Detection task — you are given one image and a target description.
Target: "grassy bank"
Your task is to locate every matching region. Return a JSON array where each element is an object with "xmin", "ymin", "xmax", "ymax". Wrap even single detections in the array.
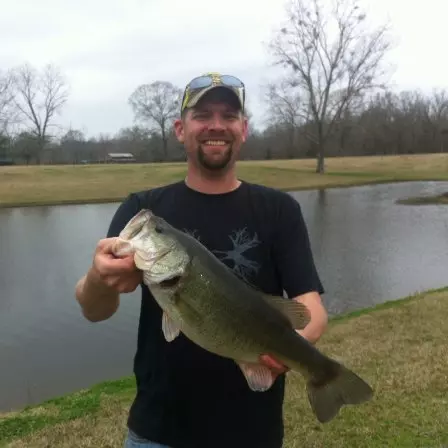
[
  {"xmin": 1, "ymin": 286, "xmax": 447, "ymax": 447},
  {"xmin": 396, "ymin": 191, "xmax": 448, "ymax": 205},
  {"xmin": 1, "ymin": 153, "xmax": 448, "ymax": 208}
]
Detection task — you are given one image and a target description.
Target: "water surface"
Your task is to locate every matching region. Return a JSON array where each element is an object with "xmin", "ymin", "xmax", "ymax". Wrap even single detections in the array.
[{"xmin": 1, "ymin": 180, "xmax": 447, "ymax": 412}]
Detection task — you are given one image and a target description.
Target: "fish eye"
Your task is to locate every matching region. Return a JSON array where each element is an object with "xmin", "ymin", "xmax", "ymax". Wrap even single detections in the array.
[{"xmin": 155, "ymin": 226, "xmax": 163, "ymax": 234}]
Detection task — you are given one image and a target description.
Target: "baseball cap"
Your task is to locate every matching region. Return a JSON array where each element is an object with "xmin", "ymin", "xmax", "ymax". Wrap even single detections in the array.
[{"xmin": 180, "ymin": 72, "xmax": 245, "ymax": 114}]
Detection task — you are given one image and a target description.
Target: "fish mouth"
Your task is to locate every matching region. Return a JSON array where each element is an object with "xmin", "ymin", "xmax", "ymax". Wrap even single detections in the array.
[
  {"xmin": 136, "ymin": 248, "xmax": 185, "ymax": 286},
  {"xmin": 146, "ymin": 270, "xmax": 184, "ymax": 287},
  {"xmin": 120, "ymin": 209, "xmax": 153, "ymax": 240},
  {"xmin": 134, "ymin": 246, "xmax": 172, "ymax": 270},
  {"xmin": 159, "ymin": 275, "xmax": 182, "ymax": 288}
]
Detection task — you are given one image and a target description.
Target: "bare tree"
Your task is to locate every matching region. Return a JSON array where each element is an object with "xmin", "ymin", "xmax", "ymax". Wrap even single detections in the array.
[
  {"xmin": 264, "ymin": 79, "xmax": 305, "ymax": 157},
  {"xmin": 11, "ymin": 63, "xmax": 69, "ymax": 163},
  {"xmin": 128, "ymin": 81, "xmax": 182, "ymax": 159},
  {"xmin": 268, "ymin": 0, "xmax": 393, "ymax": 172}
]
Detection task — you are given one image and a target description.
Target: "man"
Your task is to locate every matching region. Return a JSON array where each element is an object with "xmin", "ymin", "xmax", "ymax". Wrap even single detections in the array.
[{"xmin": 75, "ymin": 72, "xmax": 327, "ymax": 448}]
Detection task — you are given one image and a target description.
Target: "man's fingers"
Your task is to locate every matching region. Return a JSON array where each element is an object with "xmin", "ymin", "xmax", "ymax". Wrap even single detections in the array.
[
  {"xmin": 95, "ymin": 254, "xmax": 137, "ymax": 277},
  {"xmin": 88, "ymin": 237, "xmax": 142, "ymax": 294},
  {"xmin": 99, "ymin": 271, "xmax": 142, "ymax": 291},
  {"xmin": 259, "ymin": 354, "xmax": 289, "ymax": 374},
  {"xmin": 97, "ymin": 238, "xmax": 115, "ymax": 252},
  {"xmin": 97, "ymin": 237, "xmax": 130, "ymax": 256}
]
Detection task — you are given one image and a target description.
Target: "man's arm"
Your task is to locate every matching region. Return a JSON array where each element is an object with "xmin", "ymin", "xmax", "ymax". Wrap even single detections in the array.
[
  {"xmin": 260, "ymin": 292, "xmax": 328, "ymax": 376},
  {"xmin": 260, "ymin": 193, "xmax": 328, "ymax": 374},
  {"xmin": 75, "ymin": 237, "xmax": 142, "ymax": 322},
  {"xmin": 293, "ymin": 291, "xmax": 328, "ymax": 344},
  {"xmin": 75, "ymin": 267, "xmax": 120, "ymax": 322},
  {"xmin": 271, "ymin": 192, "xmax": 326, "ymax": 311},
  {"xmin": 75, "ymin": 193, "xmax": 143, "ymax": 323}
]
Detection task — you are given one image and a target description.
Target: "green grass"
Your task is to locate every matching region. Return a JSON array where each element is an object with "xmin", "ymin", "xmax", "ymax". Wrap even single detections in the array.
[
  {"xmin": 0, "ymin": 378, "xmax": 136, "ymax": 446},
  {"xmin": 396, "ymin": 191, "xmax": 448, "ymax": 205},
  {"xmin": 329, "ymin": 285, "xmax": 448, "ymax": 321},
  {"xmin": 1, "ymin": 153, "xmax": 448, "ymax": 208},
  {"xmin": 2, "ymin": 286, "xmax": 447, "ymax": 447}
]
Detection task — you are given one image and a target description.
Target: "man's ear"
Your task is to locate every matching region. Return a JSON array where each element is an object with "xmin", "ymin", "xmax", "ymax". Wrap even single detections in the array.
[{"xmin": 174, "ymin": 118, "xmax": 184, "ymax": 143}]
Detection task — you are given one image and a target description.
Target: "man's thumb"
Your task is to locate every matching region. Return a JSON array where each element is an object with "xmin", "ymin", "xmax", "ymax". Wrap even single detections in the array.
[{"xmin": 111, "ymin": 238, "xmax": 135, "ymax": 258}]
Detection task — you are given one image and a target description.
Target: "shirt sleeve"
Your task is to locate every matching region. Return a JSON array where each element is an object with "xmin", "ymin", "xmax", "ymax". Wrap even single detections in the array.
[
  {"xmin": 106, "ymin": 193, "xmax": 142, "ymax": 238},
  {"xmin": 272, "ymin": 192, "xmax": 324, "ymax": 299}
]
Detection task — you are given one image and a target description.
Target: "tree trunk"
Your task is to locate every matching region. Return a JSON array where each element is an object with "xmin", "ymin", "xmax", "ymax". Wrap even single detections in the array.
[
  {"xmin": 316, "ymin": 124, "xmax": 325, "ymax": 173},
  {"xmin": 161, "ymin": 127, "xmax": 168, "ymax": 160},
  {"xmin": 316, "ymin": 146, "xmax": 325, "ymax": 173}
]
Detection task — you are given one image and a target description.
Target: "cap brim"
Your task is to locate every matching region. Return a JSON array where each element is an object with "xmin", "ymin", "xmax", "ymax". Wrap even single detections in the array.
[{"xmin": 183, "ymin": 85, "xmax": 244, "ymax": 111}]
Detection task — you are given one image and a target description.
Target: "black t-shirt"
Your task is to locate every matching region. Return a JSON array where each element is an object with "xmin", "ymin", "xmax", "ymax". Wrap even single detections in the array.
[{"xmin": 107, "ymin": 180, "xmax": 324, "ymax": 448}]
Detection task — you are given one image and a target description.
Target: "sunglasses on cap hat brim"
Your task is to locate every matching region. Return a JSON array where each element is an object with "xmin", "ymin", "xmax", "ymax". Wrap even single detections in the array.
[{"xmin": 181, "ymin": 73, "xmax": 245, "ymax": 113}]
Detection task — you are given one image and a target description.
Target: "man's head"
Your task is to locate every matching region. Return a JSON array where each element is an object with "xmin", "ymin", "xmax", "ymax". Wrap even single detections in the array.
[{"xmin": 174, "ymin": 73, "xmax": 248, "ymax": 174}]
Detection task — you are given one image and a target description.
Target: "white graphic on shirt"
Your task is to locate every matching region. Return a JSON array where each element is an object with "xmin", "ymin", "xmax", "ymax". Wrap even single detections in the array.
[
  {"xmin": 213, "ymin": 228, "xmax": 261, "ymax": 281},
  {"xmin": 182, "ymin": 227, "xmax": 260, "ymax": 282}
]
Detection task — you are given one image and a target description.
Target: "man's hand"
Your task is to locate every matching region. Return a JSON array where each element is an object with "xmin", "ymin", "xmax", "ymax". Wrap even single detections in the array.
[
  {"xmin": 259, "ymin": 328, "xmax": 309, "ymax": 380},
  {"xmin": 258, "ymin": 293, "xmax": 327, "ymax": 381},
  {"xmin": 76, "ymin": 237, "xmax": 143, "ymax": 322},
  {"xmin": 90, "ymin": 237, "xmax": 143, "ymax": 294},
  {"xmin": 259, "ymin": 354, "xmax": 289, "ymax": 379}
]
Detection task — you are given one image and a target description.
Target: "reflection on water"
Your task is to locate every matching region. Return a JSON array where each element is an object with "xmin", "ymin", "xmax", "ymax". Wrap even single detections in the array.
[{"xmin": 0, "ymin": 180, "xmax": 447, "ymax": 412}]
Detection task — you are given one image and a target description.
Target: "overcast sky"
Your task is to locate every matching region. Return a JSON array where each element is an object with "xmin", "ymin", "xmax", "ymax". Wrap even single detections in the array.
[{"xmin": 1, "ymin": 0, "xmax": 448, "ymax": 139}]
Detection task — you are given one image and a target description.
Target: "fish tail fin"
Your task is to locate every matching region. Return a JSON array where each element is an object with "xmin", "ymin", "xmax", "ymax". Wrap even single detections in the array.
[{"xmin": 306, "ymin": 362, "xmax": 373, "ymax": 423}]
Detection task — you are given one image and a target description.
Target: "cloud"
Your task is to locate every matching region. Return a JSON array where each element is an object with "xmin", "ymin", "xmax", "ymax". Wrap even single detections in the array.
[
  {"xmin": 0, "ymin": 0, "xmax": 288, "ymax": 136},
  {"xmin": 2, "ymin": 0, "xmax": 448, "ymax": 137}
]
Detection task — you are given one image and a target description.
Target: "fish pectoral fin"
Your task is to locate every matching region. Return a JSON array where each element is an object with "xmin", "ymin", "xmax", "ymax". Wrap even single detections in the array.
[
  {"xmin": 236, "ymin": 362, "xmax": 275, "ymax": 392},
  {"xmin": 262, "ymin": 295, "xmax": 311, "ymax": 330},
  {"xmin": 162, "ymin": 312, "xmax": 180, "ymax": 342}
]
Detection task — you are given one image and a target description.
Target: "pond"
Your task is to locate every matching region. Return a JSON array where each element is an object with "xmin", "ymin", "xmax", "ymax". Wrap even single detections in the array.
[{"xmin": 0, "ymin": 180, "xmax": 447, "ymax": 412}]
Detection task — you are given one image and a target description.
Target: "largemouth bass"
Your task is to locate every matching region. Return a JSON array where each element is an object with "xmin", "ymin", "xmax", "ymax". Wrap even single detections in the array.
[{"xmin": 113, "ymin": 209, "xmax": 373, "ymax": 423}]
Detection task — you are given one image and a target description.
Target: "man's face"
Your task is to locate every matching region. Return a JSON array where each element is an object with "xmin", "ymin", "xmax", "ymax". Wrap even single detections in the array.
[{"xmin": 174, "ymin": 89, "xmax": 248, "ymax": 173}]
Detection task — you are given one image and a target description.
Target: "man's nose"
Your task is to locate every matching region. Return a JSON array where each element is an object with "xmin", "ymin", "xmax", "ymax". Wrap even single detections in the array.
[{"xmin": 207, "ymin": 115, "xmax": 226, "ymax": 131}]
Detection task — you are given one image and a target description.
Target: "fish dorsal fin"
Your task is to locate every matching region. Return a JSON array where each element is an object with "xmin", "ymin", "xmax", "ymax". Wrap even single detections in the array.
[{"xmin": 262, "ymin": 295, "xmax": 311, "ymax": 330}]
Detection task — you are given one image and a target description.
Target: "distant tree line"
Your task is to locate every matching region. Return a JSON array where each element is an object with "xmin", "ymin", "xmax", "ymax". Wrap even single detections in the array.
[{"xmin": 1, "ymin": 0, "xmax": 447, "ymax": 170}]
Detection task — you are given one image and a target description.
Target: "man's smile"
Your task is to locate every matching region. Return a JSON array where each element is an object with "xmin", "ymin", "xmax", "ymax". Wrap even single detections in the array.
[{"xmin": 202, "ymin": 140, "xmax": 228, "ymax": 146}]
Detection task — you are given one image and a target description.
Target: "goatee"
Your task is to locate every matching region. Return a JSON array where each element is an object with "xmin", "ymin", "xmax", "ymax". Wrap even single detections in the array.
[{"xmin": 197, "ymin": 145, "xmax": 233, "ymax": 171}]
